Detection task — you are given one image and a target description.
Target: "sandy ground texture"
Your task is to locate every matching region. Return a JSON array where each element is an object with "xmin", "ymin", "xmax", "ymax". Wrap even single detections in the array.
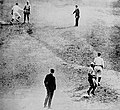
[{"xmin": 0, "ymin": 0, "xmax": 120, "ymax": 110}]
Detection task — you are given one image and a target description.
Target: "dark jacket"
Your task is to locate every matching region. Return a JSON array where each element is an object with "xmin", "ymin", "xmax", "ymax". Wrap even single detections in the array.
[
  {"xmin": 73, "ymin": 8, "xmax": 80, "ymax": 18},
  {"xmin": 44, "ymin": 73, "xmax": 56, "ymax": 91}
]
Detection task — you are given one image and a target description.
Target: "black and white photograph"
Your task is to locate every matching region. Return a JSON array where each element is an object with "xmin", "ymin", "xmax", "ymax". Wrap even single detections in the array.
[{"xmin": 0, "ymin": 0, "xmax": 120, "ymax": 110}]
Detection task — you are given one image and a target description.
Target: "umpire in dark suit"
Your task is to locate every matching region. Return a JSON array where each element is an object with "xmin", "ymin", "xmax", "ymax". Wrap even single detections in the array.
[
  {"xmin": 44, "ymin": 69, "xmax": 56, "ymax": 109},
  {"xmin": 23, "ymin": 1, "xmax": 30, "ymax": 23},
  {"xmin": 73, "ymin": 5, "xmax": 80, "ymax": 27}
]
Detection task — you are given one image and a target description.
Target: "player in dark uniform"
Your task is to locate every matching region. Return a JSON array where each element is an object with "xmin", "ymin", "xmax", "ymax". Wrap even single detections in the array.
[
  {"xmin": 87, "ymin": 62, "xmax": 97, "ymax": 96},
  {"xmin": 73, "ymin": 5, "xmax": 80, "ymax": 27}
]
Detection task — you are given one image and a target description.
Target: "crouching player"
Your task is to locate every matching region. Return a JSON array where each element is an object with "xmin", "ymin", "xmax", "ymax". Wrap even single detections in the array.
[{"xmin": 87, "ymin": 62, "xmax": 97, "ymax": 96}]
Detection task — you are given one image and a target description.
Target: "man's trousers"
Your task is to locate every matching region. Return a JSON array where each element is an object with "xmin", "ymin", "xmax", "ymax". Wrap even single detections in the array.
[
  {"xmin": 87, "ymin": 80, "xmax": 97, "ymax": 95},
  {"xmin": 94, "ymin": 66, "xmax": 103, "ymax": 85},
  {"xmin": 24, "ymin": 13, "xmax": 30, "ymax": 23},
  {"xmin": 44, "ymin": 89, "xmax": 54, "ymax": 108},
  {"xmin": 12, "ymin": 12, "xmax": 21, "ymax": 20},
  {"xmin": 75, "ymin": 17, "xmax": 79, "ymax": 26}
]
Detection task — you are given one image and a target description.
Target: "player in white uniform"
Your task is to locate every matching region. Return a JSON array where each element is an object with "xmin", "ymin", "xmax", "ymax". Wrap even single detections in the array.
[
  {"xmin": 10, "ymin": 3, "xmax": 23, "ymax": 23},
  {"xmin": 94, "ymin": 53, "xmax": 104, "ymax": 86}
]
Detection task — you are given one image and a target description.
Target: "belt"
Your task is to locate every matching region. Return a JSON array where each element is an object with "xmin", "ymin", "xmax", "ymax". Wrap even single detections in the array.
[
  {"xmin": 95, "ymin": 65, "xmax": 102, "ymax": 66},
  {"xmin": 95, "ymin": 65, "xmax": 103, "ymax": 68}
]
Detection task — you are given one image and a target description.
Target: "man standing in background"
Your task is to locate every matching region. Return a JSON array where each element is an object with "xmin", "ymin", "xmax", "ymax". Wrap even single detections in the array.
[
  {"xmin": 94, "ymin": 53, "xmax": 104, "ymax": 86},
  {"xmin": 10, "ymin": 3, "xmax": 23, "ymax": 24},
  {"xmin": 23, "ymin": 1, "xmax": 31, "ymax": 23},
  {"xmin": 44, "ymin": 69, "xmax": 56, "ymax": 109},
  {"xmin": 73, "ymin": 5, "xmax": 80, "ymax": 27}
]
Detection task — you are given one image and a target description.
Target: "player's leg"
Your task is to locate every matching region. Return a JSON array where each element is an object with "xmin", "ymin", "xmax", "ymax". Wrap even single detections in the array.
[
  {"xmin": 91, "ymin": 82, "xmax": 97, "ymax": 95},
  {"xmin": 23, "ymin": 13, "xmax": 27, "ymax": 23},
  {"xmin": 27, "ymin": 13, "xmax": 30, "ymax": 23},
  {"xmin": 87, "ymin": 81, "xmax": 93, "ymax": 95},
  {"xmin": 16, "ymin": 12, "xmax": 21, "ymax": 22},
  {"xmin": 98, "ymin": 76, "xmax": 101, "ymax": 86},
  {"xmin": 48, "ymin": 91, "xmax": 54, "ymax": 108},
  {"xmin": 10, "ymin": 12, "xmax": 15, "ymax": 24},
  {"xmin": 75, "ymin": 17, "xmax": 79, "ymax": 26},
  {"xmin": 44, "ymin": 89, "xmax": 50, "ymax": 108}
]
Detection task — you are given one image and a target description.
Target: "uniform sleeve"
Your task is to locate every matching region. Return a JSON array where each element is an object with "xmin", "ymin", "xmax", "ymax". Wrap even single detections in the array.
[
  {"xmin": 18, "ymin": 6, "xmax": 23, "ymax": 11},
  {"xmin": 12, "ymin": 7, "xmax": 14, "ymax": 10},
  {"xmin": 102, "ymin": 58, "xmax": 104, "ymax": 68},
  {"xmin": 24, "ymin": 6, "xmax": 26, "ymax": 11},
  {"xmin": 73, "ymin": 9, "xmax": 76, "ymax": 14},
  {"xmin": 88, "ymin": 67, "xmax": 93, "ymax": 74}
]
